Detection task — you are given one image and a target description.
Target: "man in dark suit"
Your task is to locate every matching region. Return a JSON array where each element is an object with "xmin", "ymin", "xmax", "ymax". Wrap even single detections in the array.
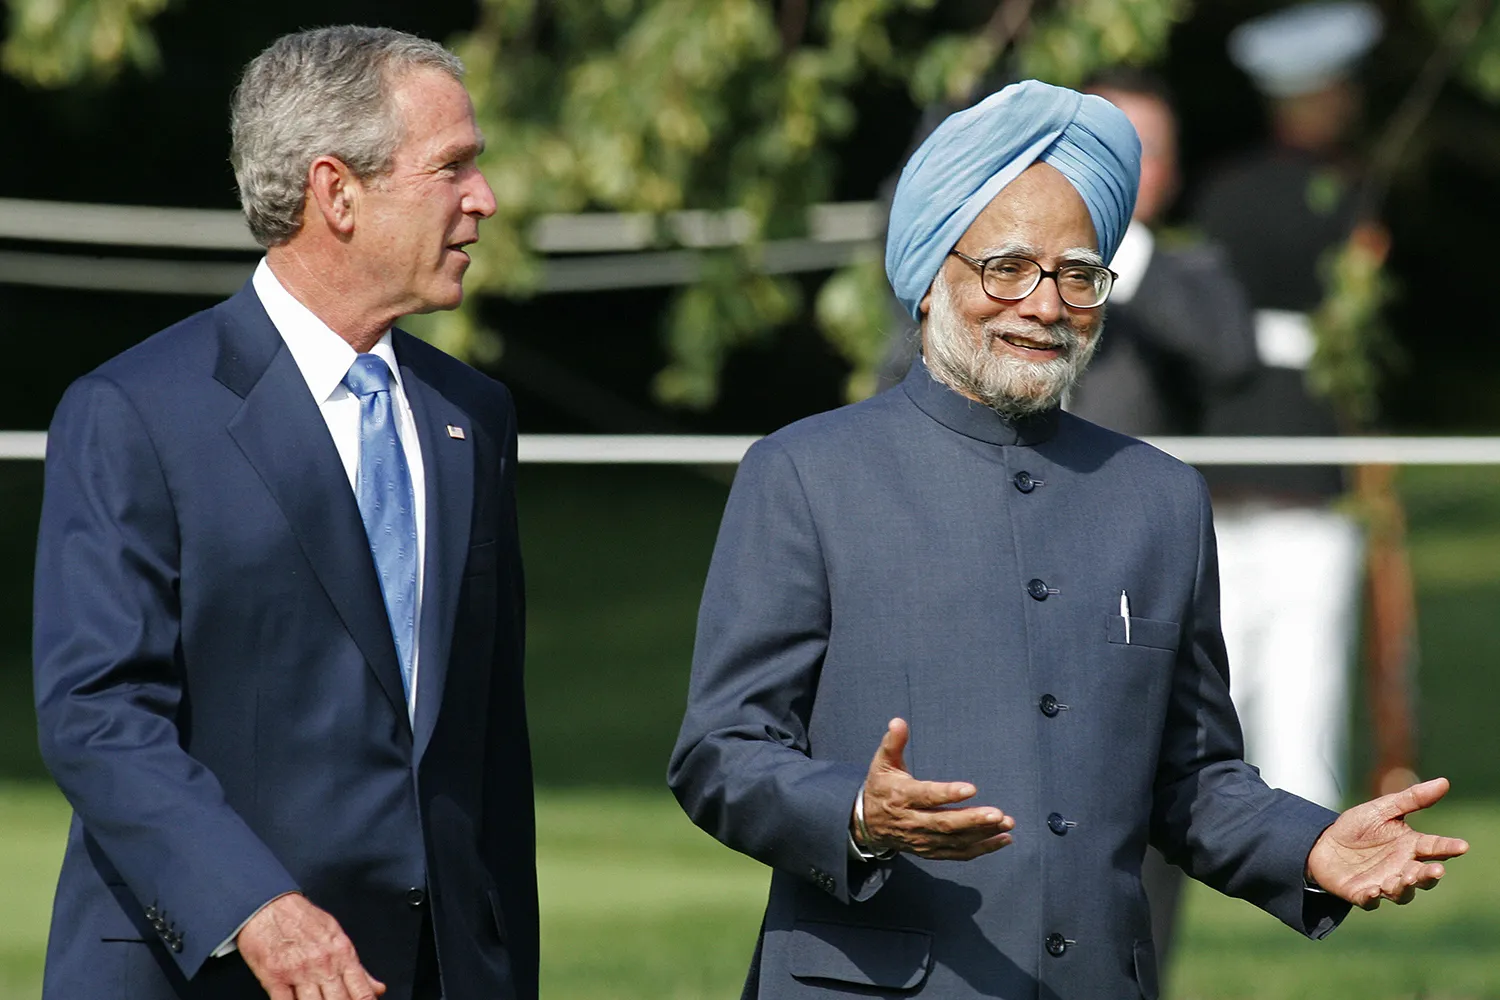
[
  {"xmin": 1067, "ymin": 68, "xmax": 1258, "ymax": 439},
  {"xmin": 33, "ymin": 26, "xmax": 535, "ymax": 1000},
  {"xmin": 669, "ymin": 80, "xmax": 1466, "ymax": 999}
]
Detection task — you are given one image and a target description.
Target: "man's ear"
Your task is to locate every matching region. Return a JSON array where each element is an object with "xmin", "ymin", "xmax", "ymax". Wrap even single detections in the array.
[{"xmin": 306, "ymin": 155, "xmax": 359, "ymax": 237}]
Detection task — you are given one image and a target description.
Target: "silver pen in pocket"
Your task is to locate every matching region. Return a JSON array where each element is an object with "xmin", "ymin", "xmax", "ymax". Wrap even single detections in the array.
[{"xmin": 1120, "ymin": 590, "xmax": 1131, "ymax": 644}]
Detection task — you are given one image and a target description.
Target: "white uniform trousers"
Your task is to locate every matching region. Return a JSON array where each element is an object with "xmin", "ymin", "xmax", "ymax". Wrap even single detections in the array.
[{"xmin": 1213, "ymin": 502, "xmax": 1364, "ymax": 810}]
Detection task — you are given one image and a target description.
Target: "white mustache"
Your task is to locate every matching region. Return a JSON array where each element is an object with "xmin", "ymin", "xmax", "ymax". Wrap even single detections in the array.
[{"xmin": 983, "ymin": 324, "xmax": 1078, "ymax": 355}]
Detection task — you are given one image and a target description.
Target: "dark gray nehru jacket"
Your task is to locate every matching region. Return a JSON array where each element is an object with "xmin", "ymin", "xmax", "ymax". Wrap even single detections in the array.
[{"xmin": 669, "ymin": 358, "xmax": 1347, "ymax": 1000}]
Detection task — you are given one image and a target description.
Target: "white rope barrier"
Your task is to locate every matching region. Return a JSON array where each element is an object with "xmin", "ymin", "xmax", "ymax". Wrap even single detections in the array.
[
  {"xmin": 6, "ymin": 431, "xmax": 1500, "ymax": 465},
  {"xmin": 0, "ymin": 197, "xmax": 883, "ymax": 253}
]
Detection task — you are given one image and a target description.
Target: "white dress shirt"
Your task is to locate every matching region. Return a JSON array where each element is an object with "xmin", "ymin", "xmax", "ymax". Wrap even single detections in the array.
[
  {"xmin": 212, "ymin": 260, "xmax": 429, "ymax": 958},
  {"xmin": 1107, "ymin": 219, "xmax": 1155, "ymax": 306},
  {"xmin": 252, "ymin": 257, "xmax": 427, "ymax": 718}
]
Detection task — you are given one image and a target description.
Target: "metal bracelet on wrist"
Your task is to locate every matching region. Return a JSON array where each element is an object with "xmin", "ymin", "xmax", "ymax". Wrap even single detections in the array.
[{"xmin": 854, "ymin": 784, "xmax": 897, "ymax": 860}]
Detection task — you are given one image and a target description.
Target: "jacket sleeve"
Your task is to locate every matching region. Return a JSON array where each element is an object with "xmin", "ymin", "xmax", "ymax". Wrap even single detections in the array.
[
  {"xmin": 1149, "ymin": 472, "xmax": 1350, "ymax": 938},
  {"xmin": 33, "ymin": 375, "xmax": 299, "ymax": 977},
  {"xmin": 667, "ymin": 438, "xmax": 889, "ymax": 904}
]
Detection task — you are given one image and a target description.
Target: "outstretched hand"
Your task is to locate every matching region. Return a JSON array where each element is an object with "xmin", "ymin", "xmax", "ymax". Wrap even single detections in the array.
[
  {"xmin": 1306, "ymin": 777, "xmax": 1470, "ymax": 910},
  {"xmin": 855, "ymin": 718, "xmax": 1014, "ymax": 861}
]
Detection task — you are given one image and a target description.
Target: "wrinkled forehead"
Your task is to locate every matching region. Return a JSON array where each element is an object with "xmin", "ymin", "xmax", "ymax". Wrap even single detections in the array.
[{"xmin": 956, "ymin": 163, "xmax": 1100, "ymax": 257}]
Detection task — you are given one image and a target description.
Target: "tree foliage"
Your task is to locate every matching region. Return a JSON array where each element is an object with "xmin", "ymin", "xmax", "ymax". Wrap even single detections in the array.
[
  {"xmin": 0, "ymin": 0, "xmax": 1192, "ymax": 408},
  {"xmin": 9, "ymin": 0, "xmax": 1497, "ymax": 422},
  {"xmin": 2, "ymin": 0, "xmax": 167, "ymax": 86}
]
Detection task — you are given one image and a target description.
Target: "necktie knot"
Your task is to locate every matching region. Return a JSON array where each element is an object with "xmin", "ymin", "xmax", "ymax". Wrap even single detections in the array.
[{"xmin": 344, "ymin": 354, "xmax": 394, "ymax": 398}]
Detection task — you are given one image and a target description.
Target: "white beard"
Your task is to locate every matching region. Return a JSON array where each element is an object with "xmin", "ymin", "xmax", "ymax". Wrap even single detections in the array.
[{"xmin": 921, "ymin": 271, "xmax": 1101, "ymax": 419}]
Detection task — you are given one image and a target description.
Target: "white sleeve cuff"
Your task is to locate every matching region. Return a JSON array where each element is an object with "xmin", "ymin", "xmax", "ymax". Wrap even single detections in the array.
[{"xmin": 210, "ymin": 892, "xmax": 299, "ymax": 958}]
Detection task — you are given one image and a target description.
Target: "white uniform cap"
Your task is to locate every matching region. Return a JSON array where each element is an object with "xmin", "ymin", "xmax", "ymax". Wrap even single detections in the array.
[{"xmin": 1228, "ymin": 1, "xmax": 1383, "ymax": 98}]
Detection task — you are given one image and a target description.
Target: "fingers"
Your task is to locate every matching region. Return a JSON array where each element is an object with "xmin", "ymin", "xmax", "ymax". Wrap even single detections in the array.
[
  {"xmin": 1383, "ymin": 776, "xmax": 1451, "ymax": 818},
  {"xmin": 901, "ymin": 778, "xmax": 979, "ymax": 809},
  {"xmin": 872, "ymin": 718, "xmax": 910, "ymax": 775},
  {"xmin": 1413, "ymin": 832, "xmax": 1470, "ymax": 861},
  {"xmin": 882, "ymin": 806, "xmax": 1013, "ymax": 858},
  {"xmin": 343, "ymin": 966, "xmax": 380, "ymax": 1000},
  {"xmin": 1379, "ymin": 860, "xmax": 1447, "ymax": 906},
  {"xmin": 919, "ymin": 804, "xmax": 1013, "ymax": 835},
  {"xmin": 926, "ymin": 831, "xmax": 1014, "ymax": 861}
]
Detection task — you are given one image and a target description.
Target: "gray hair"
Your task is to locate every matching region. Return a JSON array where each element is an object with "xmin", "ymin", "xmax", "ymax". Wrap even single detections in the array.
[{"xmin": 230, "ymin": 25, "xmax": 465, "ymax": 247}]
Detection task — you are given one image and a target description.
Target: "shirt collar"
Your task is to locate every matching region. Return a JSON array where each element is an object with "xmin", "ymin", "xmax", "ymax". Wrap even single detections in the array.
[
  {"xmin": 1107, "ymin": 219, "xmax": 1155, "ymax": 305},
  {"xmin": 251, "ymin": 258, "xmax": 402, "ymax": 402},
  {"xmin": 902, "ymin": 354, "xmax": 1059, "ymax": 447}
]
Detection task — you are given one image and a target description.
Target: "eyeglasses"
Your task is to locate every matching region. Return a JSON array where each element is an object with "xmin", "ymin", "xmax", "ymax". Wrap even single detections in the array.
[{"xmin": 949, "ymin": 251, "xmax": 1117, "ymax": 309}]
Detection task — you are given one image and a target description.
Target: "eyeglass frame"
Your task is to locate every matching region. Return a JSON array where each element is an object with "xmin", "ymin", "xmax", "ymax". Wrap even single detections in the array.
[{"xmin": 948, "ymin": 250, "xmax": 1118, "ymax": 309}]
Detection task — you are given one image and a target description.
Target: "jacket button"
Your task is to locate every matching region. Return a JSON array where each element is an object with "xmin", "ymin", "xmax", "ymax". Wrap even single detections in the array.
[
  {"xmin": 1013, "ymin": 471, "xmax": 1037, "ymax": 493},
  {"xmin": 1047, "ymin": 812, "xmax": 1069, "ymax": 835},
  {"xmin": 1046, "ymin": 932, "xmax": 1067, "ymax": 957},
  {"xmin": 1039, "ymin": 694, "xmax": 1060, "ymax": 717},
  {"xmin": 1026, "ymin": 578, "xmax": 1050, "ymax": 601},
  {"xmin": 406, "ymin": 887, "xmax": 427, "ymax": 909}
]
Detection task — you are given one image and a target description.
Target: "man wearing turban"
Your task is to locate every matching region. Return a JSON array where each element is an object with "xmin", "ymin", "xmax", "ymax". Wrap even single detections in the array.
[{"xmin": 669, "ymin": 81, "xmax": 1465, "ymax": 998}]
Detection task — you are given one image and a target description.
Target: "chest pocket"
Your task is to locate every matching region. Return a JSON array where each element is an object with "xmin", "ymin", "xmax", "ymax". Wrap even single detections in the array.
[{"xmin": 1105, "ymin": 614, "xmax": 1180, "ymax": 652}]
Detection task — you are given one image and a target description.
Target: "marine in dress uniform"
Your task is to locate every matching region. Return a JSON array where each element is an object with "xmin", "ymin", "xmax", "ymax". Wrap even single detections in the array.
[{"xmin": 1192, "ymin": 0, "xmax": 1383, "ymax": 810}]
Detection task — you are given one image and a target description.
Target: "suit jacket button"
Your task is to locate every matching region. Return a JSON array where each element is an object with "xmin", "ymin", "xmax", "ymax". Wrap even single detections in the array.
[
  {"xmin": 406, "ymin": 887, "xmax": 427, "ymax": 909},
  {"xmin": 1027, "ymin": 579, "xmax": 1051, "ymax": 601},
  {"xmin": 1046, "ymin": 932, "xmax": 1067, "ymax": 957},
  {"xmin": 1047, "ymin": 812, "xmax": 1069, "ymax": 836},
  {"xmin": 1039, "ymin": 694, "xmax": 1060, "ymax": 717},
  {"xmin": 1013, "ymin": 471, "xmax": 1037, "ymax": 494}
]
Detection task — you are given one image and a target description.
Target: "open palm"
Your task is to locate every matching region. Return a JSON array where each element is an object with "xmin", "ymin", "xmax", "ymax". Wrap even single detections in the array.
[{"xmin": 1305, "ymin": 777, "xmax": 1470, "ymax": 910}]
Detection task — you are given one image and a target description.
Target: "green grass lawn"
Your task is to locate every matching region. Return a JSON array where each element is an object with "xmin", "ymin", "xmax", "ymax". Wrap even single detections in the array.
[{"xmin": 3, "ymin": 782, "xmax": 1495, "ymax": 1000}]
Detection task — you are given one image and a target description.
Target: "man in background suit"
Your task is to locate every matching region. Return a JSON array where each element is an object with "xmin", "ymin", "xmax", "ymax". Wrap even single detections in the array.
[
  {"xmin": 1067, "ymin": 68, "xmax": 1258, "ymax": 439},
  {"xmin": 33, "ymin": 26, "xmax": 535, "ymax": 1000},
  {"xmin": 669, "ymin": 80, "xmax": 1466, "ymax": 999}
]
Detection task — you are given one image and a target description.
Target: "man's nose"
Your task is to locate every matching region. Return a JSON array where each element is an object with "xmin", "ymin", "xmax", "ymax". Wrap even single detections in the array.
[
  {"xmin": 464, "ymin": 166, "xmax": 497, "ymax": 219},
  {"xmin": 1016, "ymin": 274, "xmax": 1065, "ymax": 325}
]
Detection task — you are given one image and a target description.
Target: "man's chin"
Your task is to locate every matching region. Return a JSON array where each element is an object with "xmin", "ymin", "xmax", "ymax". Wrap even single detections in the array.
[{"xmin": 411, "ymin": 284, "xmax": 466, "ymax": 315}]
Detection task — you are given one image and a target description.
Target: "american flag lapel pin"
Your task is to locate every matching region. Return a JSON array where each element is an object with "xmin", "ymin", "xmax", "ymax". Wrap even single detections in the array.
[{"xmin": 446, "ymin": 424, "xmax": 466, "ymax": 440}]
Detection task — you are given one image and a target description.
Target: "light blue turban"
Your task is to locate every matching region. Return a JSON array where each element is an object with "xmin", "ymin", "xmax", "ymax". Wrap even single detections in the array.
[{"xmin": 885, "ymin": 79, "xmax": 1142, "ymax": 319}]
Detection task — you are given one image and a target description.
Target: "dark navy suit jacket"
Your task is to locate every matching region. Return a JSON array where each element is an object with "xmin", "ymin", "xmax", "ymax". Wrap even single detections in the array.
[
  {"xmin": 33, "ymin": 284, "xmax": 537, "ymax": 1000},
  {"xmin": 669, "ymin": 359, "xmax": 1349, "ymax": 999}
]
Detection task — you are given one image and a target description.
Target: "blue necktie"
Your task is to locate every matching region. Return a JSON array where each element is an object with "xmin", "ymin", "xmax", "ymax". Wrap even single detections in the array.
[{"xmin": 343, "ymin": 354, "xmax": 418, "ymax": 702}]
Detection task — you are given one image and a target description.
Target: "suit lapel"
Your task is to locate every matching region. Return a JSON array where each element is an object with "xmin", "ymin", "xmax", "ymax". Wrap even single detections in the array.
[
  {"xmin": 398, "ymin": 333, "xmax": 474, "ymax": 763},
  {"xmin": 215, "ymin": 285, "xmax": 411, "ymax": 729}
]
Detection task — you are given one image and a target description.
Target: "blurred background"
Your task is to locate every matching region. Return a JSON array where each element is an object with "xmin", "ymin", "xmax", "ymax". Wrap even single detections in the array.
[{"xmin": 2, "ymin": 0, "xmax": 1499, "ymax": 997}]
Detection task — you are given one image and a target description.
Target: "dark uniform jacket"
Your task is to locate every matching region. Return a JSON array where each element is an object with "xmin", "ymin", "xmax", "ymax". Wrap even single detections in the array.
[
  {"xmin": 669, "ymin": 359, "xmax": 1348, "ymax": 999},
  {"xmin": 1068, "ymin": 240, "xmax": 1258, "ymax": 437},
  {"xmin": 1194, "ymin": 148, "xmax": 1358, "ymax": 500}
]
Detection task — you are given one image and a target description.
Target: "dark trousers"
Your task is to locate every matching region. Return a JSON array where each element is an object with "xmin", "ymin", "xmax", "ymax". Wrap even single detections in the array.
[{"xmin": 413, "ymin": 910, "xmax": 442, "ymax": 1000}]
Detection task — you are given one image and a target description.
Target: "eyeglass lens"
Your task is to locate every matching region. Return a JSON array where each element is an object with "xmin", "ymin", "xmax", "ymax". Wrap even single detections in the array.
[{"xmin": 984, "ymin": 257, "xmax": 1112, "ymax": 308}]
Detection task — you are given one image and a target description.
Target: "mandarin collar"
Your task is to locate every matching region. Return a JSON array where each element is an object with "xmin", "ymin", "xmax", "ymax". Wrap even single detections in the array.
[{"xmin": 901, "ymin": 355, "xmax": 1060, "ymax": 447}]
